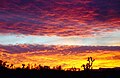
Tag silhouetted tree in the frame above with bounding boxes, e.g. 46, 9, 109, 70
55, 65, 62, 70
0, 60, 3, 66
88, 57, 95, 69
6, 65, 9, 68
44, 66, 50, 70
81, 64, 86, 70
57, 65, 62, 70
3, 61, 7, 67
31, 65, 34, 69
22, 64, 25, 69
81, 57, 95, 70
38, 64, 43, 70
34, 64, 37, 69
70, 67, 77, 71
26, 64, 30, 69
10, 64, 14, 69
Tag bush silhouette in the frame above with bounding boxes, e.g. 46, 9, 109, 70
22, 64, 25, 69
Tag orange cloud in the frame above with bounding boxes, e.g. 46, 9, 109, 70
0, 45, 120, 69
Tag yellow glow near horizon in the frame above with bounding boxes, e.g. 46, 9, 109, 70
1, 50, 120, 70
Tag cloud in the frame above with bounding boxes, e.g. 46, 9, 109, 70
0, 44, 120, 69
0, 44, 120, 54
0, 0, 120, 37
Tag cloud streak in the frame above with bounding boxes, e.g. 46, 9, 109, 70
0, 44, 120, 54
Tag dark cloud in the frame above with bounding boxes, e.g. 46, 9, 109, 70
89, 0, 120, 21
112, 55, 120, 60
0, 0, 120, 36
0, 44, 120, 54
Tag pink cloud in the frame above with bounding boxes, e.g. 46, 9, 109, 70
0, 0, 120, 37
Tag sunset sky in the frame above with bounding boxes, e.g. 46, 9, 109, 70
0, 0, 120, 69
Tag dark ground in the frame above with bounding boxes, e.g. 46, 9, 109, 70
0, 67, 120, 78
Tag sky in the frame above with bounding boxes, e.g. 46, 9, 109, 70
0, 30, 120, 46
0, 0, 120, 46
0, 0, 120, 69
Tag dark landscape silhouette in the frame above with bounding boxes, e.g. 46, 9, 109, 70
0, 57, 120, 78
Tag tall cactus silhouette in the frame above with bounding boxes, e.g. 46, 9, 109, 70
89, 57, 95, 69
81, 57, 95, 70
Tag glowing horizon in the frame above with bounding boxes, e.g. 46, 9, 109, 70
0, 45, 120, 70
